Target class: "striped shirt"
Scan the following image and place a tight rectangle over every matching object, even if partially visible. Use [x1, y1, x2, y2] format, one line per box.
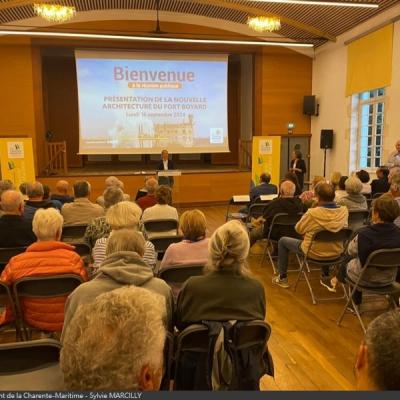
[92, 236, 157, 272]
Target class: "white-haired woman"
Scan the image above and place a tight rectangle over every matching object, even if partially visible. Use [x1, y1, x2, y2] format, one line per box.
[0, 208, 87, 332]
[92, 201, 156, 271]
[337, 176, 368, 210]
[175, 220, 266, 331]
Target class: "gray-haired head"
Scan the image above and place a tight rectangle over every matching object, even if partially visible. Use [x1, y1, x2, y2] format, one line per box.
[60, 286, 166, 390]
[145, 178, 158, 194]
[27, 181, 44, 199]
[345, 176, 363, 195]
[106, 201, 142, 230]
[358, 310, 400, 390]
[205, 220, 250, 275]
[280, 180, 296, 197]
[103, 186, 124, 209]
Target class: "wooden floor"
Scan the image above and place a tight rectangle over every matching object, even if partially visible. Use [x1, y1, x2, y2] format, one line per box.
[182, 205, 364, 391]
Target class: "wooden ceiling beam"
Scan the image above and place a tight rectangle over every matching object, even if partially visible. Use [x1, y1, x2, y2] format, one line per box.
[0, 0, 336, 42]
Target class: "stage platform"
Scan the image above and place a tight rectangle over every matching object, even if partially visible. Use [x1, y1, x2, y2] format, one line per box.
[39, 165, 252, 206]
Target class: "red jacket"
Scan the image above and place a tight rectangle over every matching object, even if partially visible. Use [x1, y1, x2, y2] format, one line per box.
[0, 241, 87, 332]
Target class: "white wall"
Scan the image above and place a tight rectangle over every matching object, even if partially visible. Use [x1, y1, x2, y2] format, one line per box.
[310, 4, 400, 180]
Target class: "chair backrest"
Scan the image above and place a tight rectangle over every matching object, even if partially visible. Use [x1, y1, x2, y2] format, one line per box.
[312, 228, 353, 243]
[13, 274, 84, 299]
[143, 219, 178, 235]
[71, 242, 91, 257]
[0, 339, 61, 375]
[0, 281, 18, 327]
[160, 331, 174, 390]
[150, 235, 183, 253]
[267, 213, 303, 239]
[348, 209, 370, 229]
[158, 264, 204, 284]
[372, 192, 385, 199]
[61, 225, 88, 241]
[246, 203, 267, 222]
[363, 248, 400, 269]
[0, 247, 27, 268]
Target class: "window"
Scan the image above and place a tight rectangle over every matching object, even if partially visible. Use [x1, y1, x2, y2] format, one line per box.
[352, 88, 385, 170]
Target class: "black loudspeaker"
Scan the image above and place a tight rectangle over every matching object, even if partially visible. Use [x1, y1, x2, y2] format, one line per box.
[303, 95, 316, 116]
[320, 129, 333, 149]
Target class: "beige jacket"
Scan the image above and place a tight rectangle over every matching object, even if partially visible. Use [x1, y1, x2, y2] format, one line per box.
[61, 198, 104, 226]
[295, 205, 349, 259]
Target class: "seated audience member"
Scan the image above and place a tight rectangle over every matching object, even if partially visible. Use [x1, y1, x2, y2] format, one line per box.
[0, 180, 14, 218]
[84, 186, 124, 248]
[336, 176, 368, 210]
[388, 166, 400, 184]
[330, 196, 400, 300]
[299, 175, 326, 208]
[388, 176, 400, 227]
[371, 167, 390, 196]
[249, 172, 278, 202]
[43, 184, 62, 210]
[356, 170, 371, 195]
[24, 181, 54, 220]
[330, 171, 342, 190]
[136, 177, 158, 211]
[142, 186, 178, 239]
[63, 230, 173, 333]
[19, 182, 29, 201]
[96, 176, 130, 207]
[0, 208, 87, 331]
[61, 287, 165, 391]
[92, 201, 156, 271]
[51, 180, 74, 205]
[273, 183, 348, 289]
[135, 176, 155, 200]
[284, 172, 302, 196]
[250, 180, 304, 247]
[160, 210, 209, 270]
[176, 220, 266, 331]
[0, 190, 35, 247]
[334, 176, 348, 201]
[355, 310, 400, 390]
[61, 181, 104, 226]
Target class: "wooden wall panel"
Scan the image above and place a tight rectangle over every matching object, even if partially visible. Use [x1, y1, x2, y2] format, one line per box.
[254, 47, 313, 136]
[40, 171, 251, 205]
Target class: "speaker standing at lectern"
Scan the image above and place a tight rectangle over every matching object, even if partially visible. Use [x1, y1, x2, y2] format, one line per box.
[157, 149, 174, 187]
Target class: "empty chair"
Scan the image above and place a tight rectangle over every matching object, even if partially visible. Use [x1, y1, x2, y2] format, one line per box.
[225, 196, 250, 221]
[13, 274, 84, 339]
[61, 224, 88, 242]
[143, 219, 179, 239]
[0, 339, 64, 390]
[337, 248, 400, 332]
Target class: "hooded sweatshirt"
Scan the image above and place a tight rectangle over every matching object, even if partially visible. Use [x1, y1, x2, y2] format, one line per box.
[62, 251, 174, 338]
[337, 194, 368, 210]
[295, 204, 349, 259]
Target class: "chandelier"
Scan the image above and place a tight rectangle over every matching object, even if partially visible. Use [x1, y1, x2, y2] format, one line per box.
[34, 3, 76, 23]
[247, 16, 281, 33]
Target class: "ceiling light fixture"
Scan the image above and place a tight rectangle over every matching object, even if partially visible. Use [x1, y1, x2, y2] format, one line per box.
[33, 3, 76, 23]
[247, 16, 281, 32]
[0, 29, 314, 47]
[245, 0, 378, 8]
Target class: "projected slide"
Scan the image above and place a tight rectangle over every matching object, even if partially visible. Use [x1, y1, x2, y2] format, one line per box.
[75, 50, 229, 155]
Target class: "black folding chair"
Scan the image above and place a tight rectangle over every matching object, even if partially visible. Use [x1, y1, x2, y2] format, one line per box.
[13, 274, 84, 339]
[348, 209, 370, 232]
[225, 196, 250, 222]
[260, 213, 303, 274]
[143, 219, 179, 239]
[0, 281, 22, 341]
[372, 192, 385, 199]
[293, 228, 353, 305]
[0, 247, 27, 273]
[160, 331, 174, 391]
[150, 235, 183, 255]
[71, 242, 91, 257]
[337, 248, 400, 333]
[246, 203, 268, 231]
[0, 339, 63, 390]
[61, 225, 88, 242]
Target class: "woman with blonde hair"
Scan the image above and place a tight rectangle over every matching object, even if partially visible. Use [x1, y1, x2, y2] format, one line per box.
[159, 209, 209, 271]
[330, 171, 342, 190]
[175, 220, 266, 331]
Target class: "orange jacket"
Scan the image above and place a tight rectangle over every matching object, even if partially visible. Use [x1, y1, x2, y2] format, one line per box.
[0, 241, 87, 332]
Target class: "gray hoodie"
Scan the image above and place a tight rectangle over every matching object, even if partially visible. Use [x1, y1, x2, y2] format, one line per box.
[337, 194, 368, 210]
[62, 251, 174, 339]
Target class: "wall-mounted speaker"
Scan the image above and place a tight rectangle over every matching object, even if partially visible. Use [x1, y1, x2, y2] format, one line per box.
[320, 129, 333, 149]
[303, 95, 316, 116]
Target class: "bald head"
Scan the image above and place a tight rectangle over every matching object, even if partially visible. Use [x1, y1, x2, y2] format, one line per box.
[280, 180, 296, 197]
[1, 190, 23, 215]
[56, 180, 69, 195]
[145, 178, 158, 194]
